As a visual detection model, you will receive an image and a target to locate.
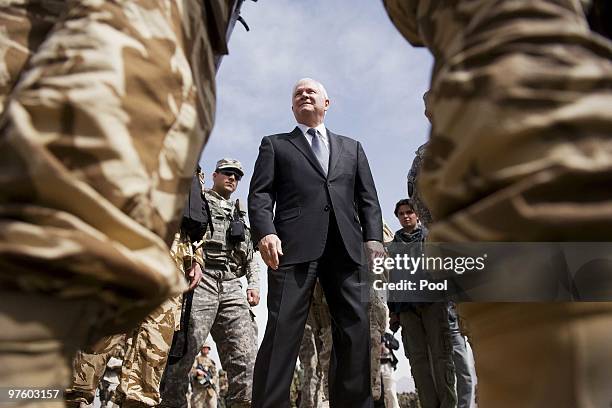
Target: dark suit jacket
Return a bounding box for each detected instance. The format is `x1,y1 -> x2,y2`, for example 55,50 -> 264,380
248,126 -> 383,266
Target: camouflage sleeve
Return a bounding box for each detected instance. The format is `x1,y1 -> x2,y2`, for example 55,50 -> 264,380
0,0 -> 229,333
385,0 -> 612,241
171,232 -> 205,275
382,0 -> 424,46
245,255 -> 260,291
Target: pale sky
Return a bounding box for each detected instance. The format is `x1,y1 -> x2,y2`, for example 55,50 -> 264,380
199,0 -> 438,394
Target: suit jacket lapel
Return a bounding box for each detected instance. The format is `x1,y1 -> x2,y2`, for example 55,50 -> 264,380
327,129 -> 343,178
287,126 -> 327,178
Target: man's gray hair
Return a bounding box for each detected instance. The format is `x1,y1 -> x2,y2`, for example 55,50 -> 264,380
292,78 -> 329,100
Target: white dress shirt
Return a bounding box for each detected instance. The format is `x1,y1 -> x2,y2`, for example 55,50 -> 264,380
296,123 -> 329,150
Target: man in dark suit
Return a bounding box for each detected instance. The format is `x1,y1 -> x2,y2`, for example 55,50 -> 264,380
248,78 -> 385,408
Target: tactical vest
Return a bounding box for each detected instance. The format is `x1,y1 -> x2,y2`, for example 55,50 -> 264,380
202,190 -> 253,274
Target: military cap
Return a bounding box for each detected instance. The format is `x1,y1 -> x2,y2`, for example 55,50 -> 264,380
215,158 -> 244,177
202,342 -> 212,349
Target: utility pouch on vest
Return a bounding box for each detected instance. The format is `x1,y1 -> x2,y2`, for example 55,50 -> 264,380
228,199 -> 246,243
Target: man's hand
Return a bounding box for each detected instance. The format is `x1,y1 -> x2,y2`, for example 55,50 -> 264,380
259,234 -> 283,270
389,312 -> 400,333
185,262 -> 203,291
365,240 -> 385,270
247,288 -> 260,306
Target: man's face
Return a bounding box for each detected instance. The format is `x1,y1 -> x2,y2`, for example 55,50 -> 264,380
397,205 -> 418,231
201,346 -> 210,356
291,80 -> 329,125
212,169 -> 241,198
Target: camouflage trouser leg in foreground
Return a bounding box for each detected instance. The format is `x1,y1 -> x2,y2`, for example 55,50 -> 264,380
298,324 -> 323,408
460,303 -> 612,408
299,284 -> 332,408
161,270 -> 257,408
0,0 -> 230,400
369,293 -> 388,402
66,334 -> 127,406
383,1 -> 612,406
0,292 -> 105,408
209,278 -> 258,408
191,388 -> 218,408
65,297 -> 179,407
117,296 -> 181,407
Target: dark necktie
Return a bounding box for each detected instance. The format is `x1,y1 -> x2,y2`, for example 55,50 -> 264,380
307,128 -> 329,175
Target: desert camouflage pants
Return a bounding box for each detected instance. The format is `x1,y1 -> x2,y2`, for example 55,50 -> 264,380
161,268 -> 257,408
382,1 -> 612,406
66,296 -> 180,407
190,386 -> 218,408
0,292 -> 106,408
66,334 -> 126,406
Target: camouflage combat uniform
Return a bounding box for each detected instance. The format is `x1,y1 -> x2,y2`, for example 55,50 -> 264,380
406,144 -> 433,228
66,335 -> 127,406
99,355 -> 124,408
369,291 -> 388,403
289,364 -> 303,408
161,189 -> 259,408
0,0 -> 241,400
218,370 -> 228,408
298,282 -> 332,408
64,300 -> 182,408
190,353 -> 218,408
66,230 -> 200,407
383,1 -> 612,406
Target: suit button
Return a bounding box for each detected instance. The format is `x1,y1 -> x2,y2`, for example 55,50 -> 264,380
326,182 -> 331,187
324,205 -> 330,212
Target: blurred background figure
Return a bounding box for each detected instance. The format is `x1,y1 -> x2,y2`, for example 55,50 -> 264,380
190,344 -> 219,408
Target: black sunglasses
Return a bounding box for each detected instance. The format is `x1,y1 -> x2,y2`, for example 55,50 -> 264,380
218,169 -> 242,181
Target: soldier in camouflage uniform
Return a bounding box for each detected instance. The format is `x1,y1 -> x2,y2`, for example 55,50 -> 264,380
383,1 -> 612,406
66,335 -> 127,407
0,0 -> 246,400
65,168 -> 208,408
65,294 -> 189,408
112,171 -> 210,407
190,344 -> 218,408
161,159 -> 259,408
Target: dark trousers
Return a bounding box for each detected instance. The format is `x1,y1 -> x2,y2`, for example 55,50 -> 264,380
251,218 -> 373,408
